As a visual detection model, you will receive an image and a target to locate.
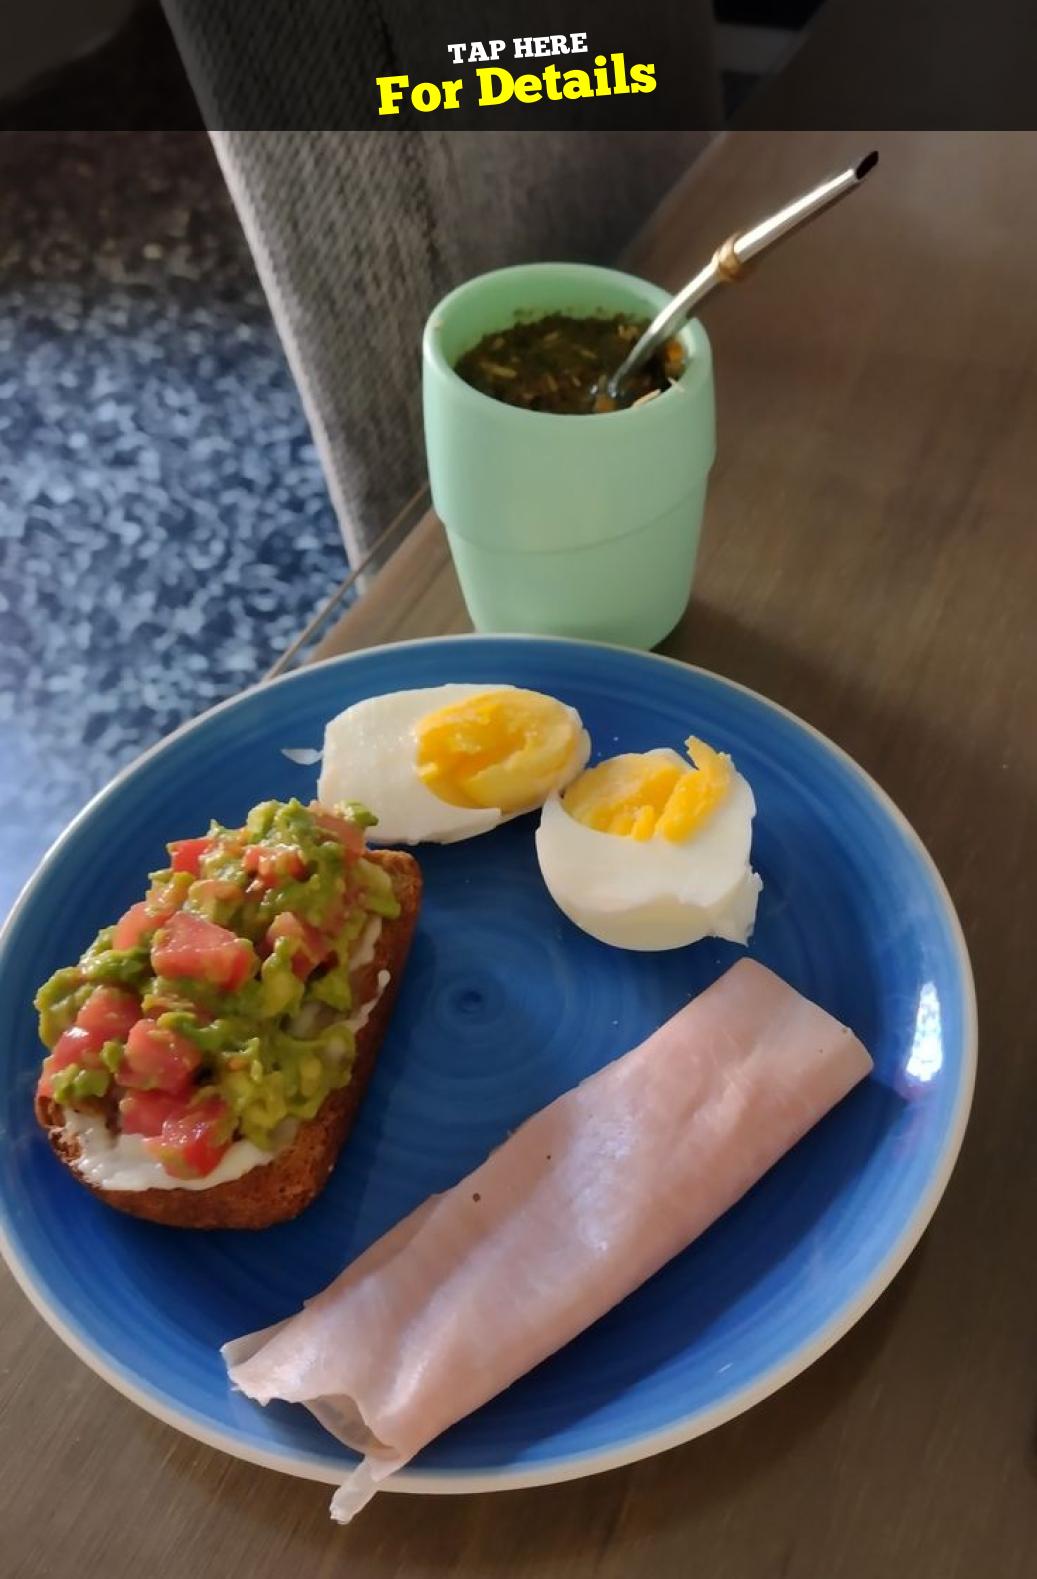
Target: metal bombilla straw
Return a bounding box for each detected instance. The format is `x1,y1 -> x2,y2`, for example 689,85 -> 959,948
606,151 -> 880,404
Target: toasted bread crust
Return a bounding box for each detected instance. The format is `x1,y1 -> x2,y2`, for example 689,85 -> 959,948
35,849 -> 421,1230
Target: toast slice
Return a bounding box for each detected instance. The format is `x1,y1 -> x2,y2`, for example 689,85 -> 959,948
36,849 -> 421,1231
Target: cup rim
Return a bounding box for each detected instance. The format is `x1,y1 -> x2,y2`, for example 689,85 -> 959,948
422,261 -> 712,425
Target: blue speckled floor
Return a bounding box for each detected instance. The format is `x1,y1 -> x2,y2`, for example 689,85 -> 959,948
0,132 -> 348,917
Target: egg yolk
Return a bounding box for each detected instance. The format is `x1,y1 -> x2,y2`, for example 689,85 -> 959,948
562,737 -> 732,842
415,689 -> 580,811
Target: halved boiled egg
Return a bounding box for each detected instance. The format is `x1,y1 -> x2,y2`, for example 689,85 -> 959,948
318,684 -> 590,844
535,737 -> 762,951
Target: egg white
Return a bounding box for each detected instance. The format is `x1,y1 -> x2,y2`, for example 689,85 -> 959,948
534,747 -> 762,951
318,684 -> 590,845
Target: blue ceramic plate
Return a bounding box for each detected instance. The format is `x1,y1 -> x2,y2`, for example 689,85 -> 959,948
0,637 -> 975,1494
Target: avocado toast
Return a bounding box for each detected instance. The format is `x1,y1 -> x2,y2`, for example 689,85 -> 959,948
33,800 -> 421,1230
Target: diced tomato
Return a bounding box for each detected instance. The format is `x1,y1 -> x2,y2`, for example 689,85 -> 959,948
119,1088 -> 191,1138
264,910 -> 329,979
147,1096 -> 233,1180
168,836 -> 213,876
112,877 -> 185,950
36,1024 -> 106,1100
121,1018 -> 201,1094
113,901 -> 160,951
151,910 -> 256,992
242,844 -> 308,885
52,1023 -> 105,1068
307,803 -> 365,857
75,986 -> 140,1043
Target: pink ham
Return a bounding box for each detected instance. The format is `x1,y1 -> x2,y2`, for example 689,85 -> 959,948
224,959 -> 872,1520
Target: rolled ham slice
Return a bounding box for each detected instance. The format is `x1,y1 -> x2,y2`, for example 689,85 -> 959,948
224,959 -> 872,1520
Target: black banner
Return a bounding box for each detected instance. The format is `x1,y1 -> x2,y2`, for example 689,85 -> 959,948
5,0 -> 1037,131
163,0 -> 714,132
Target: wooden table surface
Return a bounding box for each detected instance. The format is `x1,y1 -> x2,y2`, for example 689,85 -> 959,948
5,130 -> 1037,1578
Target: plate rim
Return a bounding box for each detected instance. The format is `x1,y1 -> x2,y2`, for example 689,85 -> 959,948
0,633 -> 978,1496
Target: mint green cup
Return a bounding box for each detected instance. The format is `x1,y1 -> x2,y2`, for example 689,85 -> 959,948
422,262 -> 715,650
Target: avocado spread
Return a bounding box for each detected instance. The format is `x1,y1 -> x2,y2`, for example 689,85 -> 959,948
34,799 -> 399,1177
